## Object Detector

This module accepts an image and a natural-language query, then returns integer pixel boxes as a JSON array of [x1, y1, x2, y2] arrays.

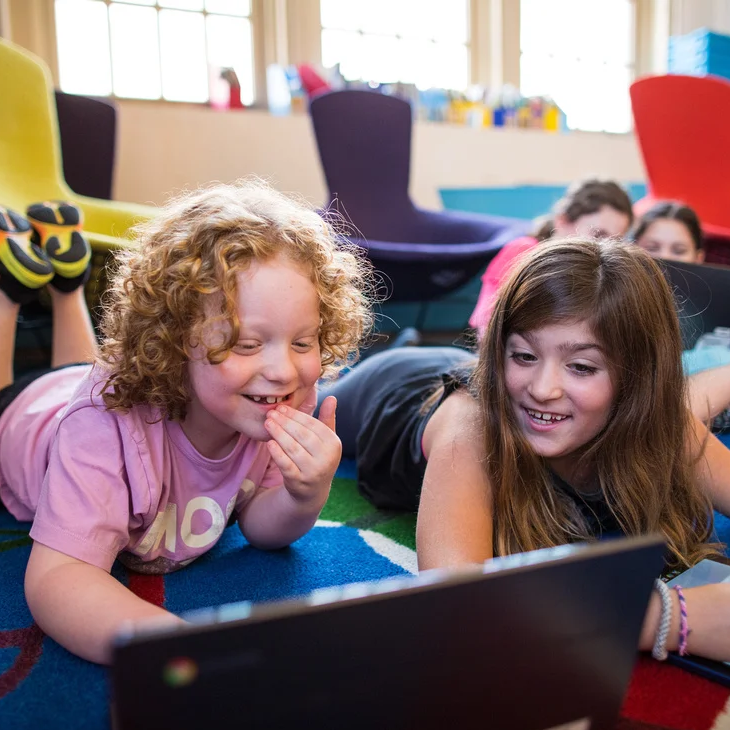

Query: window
[[519, 0, 635, 133], [55, 0, 255, 104], [320, 0, 470, 91]]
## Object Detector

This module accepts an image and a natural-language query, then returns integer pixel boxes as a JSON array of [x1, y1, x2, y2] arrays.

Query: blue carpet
[[0, 465, 415, 730]]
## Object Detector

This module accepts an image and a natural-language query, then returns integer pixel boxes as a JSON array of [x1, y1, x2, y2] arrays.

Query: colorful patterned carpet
[[1, 461, 729, 730]]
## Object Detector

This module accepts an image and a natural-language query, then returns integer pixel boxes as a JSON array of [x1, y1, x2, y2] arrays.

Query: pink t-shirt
[[468, 235, 539, 336], [0, 366, 286, 574]]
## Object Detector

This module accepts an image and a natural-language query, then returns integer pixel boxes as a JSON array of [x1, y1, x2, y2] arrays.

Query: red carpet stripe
[[127, 573, 165, 607], [0, 624, 44, 699], [623, 656, 730, 730]]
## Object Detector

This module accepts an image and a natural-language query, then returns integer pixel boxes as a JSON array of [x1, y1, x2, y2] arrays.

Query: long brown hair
[[534, 179, 634, 241], [474, 237, 719, 567]]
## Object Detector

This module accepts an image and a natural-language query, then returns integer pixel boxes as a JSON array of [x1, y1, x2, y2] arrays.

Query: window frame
[[52, 0, 260, 105], [518, 0, 638, 133], [318, 0, 473, 92], [9, 0, 668, 124]]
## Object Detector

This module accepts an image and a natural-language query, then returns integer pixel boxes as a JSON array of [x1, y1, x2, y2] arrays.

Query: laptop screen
[[662, 259, 730, 349], [111, 535, 664, 730]]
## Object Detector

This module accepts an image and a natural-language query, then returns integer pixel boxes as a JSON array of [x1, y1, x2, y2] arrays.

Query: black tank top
[[550, 472, 623, 538]]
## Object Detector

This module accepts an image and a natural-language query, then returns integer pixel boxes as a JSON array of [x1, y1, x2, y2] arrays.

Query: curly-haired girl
[[0, 181, 372, 664]]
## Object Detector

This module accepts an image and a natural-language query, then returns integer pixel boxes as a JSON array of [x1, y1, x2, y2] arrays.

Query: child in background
[[0, 181, 372, 664], [629, 202, 730, 425], [320, 238, 730, 662], [630, 201, 704, 263], [469, 179, 634, 337]]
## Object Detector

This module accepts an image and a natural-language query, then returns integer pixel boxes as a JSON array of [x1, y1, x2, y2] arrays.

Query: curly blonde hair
[[97, 179, 374, 420]]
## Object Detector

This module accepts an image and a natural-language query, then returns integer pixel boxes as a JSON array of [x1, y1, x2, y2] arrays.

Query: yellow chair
[[0, 38, 157, 252], [0, 38, 158, 311]]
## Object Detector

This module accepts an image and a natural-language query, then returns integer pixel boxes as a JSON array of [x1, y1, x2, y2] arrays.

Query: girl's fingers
[[267, 406, 337, 458], [265, 416, 310, 464], [266, 438, 299, 478], [317, 395, 337, 432], [273, 404, 333, 438], [265, 402, 342, 486]]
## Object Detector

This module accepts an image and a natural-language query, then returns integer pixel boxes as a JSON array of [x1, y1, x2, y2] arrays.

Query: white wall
[[114, 102, 326, 207], [411, 123, 646, 208], [114, 100, 646, 210], [671, 0, 730, 35]]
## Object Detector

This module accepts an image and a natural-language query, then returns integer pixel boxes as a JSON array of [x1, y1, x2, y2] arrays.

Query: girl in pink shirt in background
[[469, 179, 634, 337], [0, 181, 372, 664]]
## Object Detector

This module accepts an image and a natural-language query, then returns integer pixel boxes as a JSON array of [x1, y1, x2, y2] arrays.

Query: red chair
[[630, 74, 730, 262]]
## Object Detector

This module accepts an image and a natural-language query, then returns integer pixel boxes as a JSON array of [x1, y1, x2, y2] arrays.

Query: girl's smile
[[242, 393, 291, 406], [523, 407, 571, 429], [505, 320, 615, 477]]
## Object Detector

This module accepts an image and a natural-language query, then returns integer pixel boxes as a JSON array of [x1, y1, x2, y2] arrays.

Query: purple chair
[[309, 89, 528, 307], [55, 90, 117, 200]]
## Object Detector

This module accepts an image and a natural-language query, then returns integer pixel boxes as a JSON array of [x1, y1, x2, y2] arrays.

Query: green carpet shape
[[321, 476, 416, 551]]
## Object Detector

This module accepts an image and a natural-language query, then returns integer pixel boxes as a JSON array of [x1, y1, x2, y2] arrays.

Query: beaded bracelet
[[674, 585, 690, 656], [652, 578, 672, 661]]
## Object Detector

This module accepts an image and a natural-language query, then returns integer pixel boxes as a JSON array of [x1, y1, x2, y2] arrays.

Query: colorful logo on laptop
[[163, 657, 199, 688]]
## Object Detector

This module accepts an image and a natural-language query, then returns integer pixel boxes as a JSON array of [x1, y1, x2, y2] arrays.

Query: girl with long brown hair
[[320, 237, 730, 662]]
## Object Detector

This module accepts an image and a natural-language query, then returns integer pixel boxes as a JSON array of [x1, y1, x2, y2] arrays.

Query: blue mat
[[0, 466, 417, 730]]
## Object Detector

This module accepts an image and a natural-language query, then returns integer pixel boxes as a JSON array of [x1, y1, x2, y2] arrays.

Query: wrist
[[239, 484, 327, 550], [282, 480, 331, 514], [640, 581, 682, 656], [651, 579, 673, 660], [639, 591, 662, 651]]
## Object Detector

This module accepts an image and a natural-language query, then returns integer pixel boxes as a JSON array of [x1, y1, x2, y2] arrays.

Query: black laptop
[[111, 538, 663, 730], [111, 535, 665, 730], [662, 259, 730, 349]]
